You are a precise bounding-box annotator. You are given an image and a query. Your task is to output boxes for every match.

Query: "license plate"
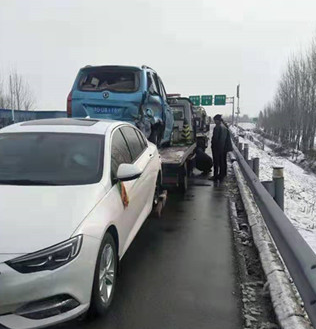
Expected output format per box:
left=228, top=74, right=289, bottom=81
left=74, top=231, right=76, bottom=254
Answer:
left=93, top=107, right=120, bottom=115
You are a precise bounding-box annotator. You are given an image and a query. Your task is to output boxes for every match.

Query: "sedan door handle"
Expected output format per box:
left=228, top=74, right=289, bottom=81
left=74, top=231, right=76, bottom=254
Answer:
left=149, top=153, right=153, bottom=158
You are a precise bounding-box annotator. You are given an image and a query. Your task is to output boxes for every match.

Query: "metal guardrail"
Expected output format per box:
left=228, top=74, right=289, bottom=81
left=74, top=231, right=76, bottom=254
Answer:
left=232, top=142, right=316, bottom=327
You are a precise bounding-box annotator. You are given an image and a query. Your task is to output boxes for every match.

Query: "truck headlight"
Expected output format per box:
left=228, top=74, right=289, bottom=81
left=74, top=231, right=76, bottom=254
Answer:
left=6, top=235, right=83, bottom=273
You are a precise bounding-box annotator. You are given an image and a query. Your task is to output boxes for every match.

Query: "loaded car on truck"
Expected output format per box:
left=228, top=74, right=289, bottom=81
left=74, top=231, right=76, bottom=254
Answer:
left=168, top=97, right=196, bottom=144
left=193, top=106, right=210, bottom=151
left=67, top=65, right=174, bottom=147
left=159, top=97, right=197, bottom=192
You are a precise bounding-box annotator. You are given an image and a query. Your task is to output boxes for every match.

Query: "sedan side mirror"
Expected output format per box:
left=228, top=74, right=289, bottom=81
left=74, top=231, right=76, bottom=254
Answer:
left=117, top=163, right=143, bottom=181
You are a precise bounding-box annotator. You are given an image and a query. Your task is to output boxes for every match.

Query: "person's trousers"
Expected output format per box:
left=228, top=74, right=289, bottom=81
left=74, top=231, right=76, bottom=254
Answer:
left=212, top=150, right=227, bottom=179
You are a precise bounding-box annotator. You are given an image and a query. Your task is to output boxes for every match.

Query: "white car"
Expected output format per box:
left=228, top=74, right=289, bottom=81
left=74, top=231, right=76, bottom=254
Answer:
left=0, top=118, right=162, bottom=329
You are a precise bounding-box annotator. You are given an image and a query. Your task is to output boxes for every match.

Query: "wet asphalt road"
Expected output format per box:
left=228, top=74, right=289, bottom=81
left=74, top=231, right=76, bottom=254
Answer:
left=53, top=175, right=242, bottom=329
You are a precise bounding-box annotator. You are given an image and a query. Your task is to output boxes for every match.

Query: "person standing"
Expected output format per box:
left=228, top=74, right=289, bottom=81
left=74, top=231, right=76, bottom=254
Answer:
left=209, top=114, right=232, bottom=181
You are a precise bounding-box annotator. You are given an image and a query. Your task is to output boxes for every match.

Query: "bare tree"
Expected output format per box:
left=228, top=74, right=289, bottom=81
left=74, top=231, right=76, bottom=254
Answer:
left=260, top=35, right=316, bottom=156
left=8, top=70, right=35, bottom=111
left=0, top=75, right=10, bottom=109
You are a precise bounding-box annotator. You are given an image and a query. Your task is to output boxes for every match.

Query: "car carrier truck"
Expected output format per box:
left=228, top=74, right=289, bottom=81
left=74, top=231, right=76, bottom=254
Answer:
left=160, top=97, right=197, bottom=192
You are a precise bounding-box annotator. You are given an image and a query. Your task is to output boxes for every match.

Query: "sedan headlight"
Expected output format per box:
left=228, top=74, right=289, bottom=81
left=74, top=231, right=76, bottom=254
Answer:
left=6, top=235, right=83, bottom=273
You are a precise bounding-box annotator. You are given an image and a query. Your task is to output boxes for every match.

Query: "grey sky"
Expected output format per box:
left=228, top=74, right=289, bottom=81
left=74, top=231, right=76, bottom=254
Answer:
left=0, top=0, right=316, bottom=117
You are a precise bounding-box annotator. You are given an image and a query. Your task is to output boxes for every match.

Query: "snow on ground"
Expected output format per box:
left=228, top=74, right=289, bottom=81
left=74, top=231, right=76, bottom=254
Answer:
left=238, top=122, right=256, bottom=130
left=236, top=130, right=316, bottom=253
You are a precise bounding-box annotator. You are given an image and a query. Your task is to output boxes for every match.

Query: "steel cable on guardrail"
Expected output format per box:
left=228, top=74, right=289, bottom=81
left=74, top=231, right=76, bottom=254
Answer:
left=232, top=141, right=316, bottom=327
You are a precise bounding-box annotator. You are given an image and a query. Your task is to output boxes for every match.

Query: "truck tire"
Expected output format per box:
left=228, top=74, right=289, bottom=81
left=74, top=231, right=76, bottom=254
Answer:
left=178, top=162, right=188, bottom=193
left=152, top=173, right=162, bottom=207
left=153, top=178, right=162, bottom=218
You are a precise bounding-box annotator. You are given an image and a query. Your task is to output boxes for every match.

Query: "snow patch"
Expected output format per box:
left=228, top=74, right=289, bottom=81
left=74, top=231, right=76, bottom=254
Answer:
left=239, top=133, right=316, bottom=254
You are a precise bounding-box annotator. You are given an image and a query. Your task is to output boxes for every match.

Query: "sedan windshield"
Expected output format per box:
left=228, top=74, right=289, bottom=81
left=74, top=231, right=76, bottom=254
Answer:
left=0, top=133, right=104, bottom=185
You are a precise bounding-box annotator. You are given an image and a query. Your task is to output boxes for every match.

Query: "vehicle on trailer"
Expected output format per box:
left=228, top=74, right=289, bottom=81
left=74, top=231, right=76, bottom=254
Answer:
left=193, top=106, right=210, bottom=151
left=0, top=118, right=162, bottom=329
left=168, top=97, right=196, bottom=144
left=193, top=106, right=207, bottom=132
left=67, top=65, right=174, bottom=147
left=205, top=115, right=211, bottom=132
left=159, top=97, right=197, bottom=192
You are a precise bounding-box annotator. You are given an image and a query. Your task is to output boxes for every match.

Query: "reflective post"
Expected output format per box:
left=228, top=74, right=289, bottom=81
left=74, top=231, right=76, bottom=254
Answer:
left=247, top=159, right=253, bottom=171
left=253, top=157, right=259, bottom=177
left=243, top=143, right=249, bottom=161
left=273, top=167, right=284, bottom=211
left=262, top=181, right=275, bottom=198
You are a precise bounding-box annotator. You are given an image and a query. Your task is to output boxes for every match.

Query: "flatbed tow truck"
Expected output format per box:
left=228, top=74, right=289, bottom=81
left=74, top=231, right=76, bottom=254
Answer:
left=159, top=142, right=196, bottom=192
left=152, top=142, right=196, bottom=217
left=159, top=96, right=197, bottom=193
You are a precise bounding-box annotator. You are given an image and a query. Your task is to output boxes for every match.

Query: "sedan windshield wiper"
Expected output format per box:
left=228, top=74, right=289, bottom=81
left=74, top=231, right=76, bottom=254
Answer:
left=0, top=179, right=60, bottom=186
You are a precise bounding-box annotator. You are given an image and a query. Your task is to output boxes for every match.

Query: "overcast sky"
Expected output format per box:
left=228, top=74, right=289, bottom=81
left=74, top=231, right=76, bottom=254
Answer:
left=1, top=0, right=316, bottom=117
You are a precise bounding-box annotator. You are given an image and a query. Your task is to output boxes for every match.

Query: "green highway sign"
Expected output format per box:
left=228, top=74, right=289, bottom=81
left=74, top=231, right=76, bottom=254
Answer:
left=214, top=95, right=226, bottom=106
left=189, top=95, right=201, bottom=106
left=201, top=95, right=213, bottom=106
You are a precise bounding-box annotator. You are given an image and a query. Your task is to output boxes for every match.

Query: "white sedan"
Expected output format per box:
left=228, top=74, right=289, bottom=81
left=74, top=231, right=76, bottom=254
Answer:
left=0, top=118, right=162, bottom=329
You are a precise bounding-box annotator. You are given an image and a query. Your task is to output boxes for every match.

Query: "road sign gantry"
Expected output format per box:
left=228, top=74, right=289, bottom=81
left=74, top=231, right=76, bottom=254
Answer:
left=189, top=94, right=227, bottom=106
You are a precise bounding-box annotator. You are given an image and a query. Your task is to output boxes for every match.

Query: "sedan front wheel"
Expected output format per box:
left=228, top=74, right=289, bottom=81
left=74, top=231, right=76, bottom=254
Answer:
left=89, top=232, right=118, bottom=316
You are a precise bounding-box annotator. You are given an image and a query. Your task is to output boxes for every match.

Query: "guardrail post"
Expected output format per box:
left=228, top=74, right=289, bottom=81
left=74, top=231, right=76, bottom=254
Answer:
left=232, top=142, right=316, bottom=326
left=238, top=142, right=243, bottom=153
left=261, top=181, right=275, bottom=197
left=247, top=159, right=253, bottom=171
left=243, top=143, right=249, bottom=161
left=253, top=157, right=259, bottom=177
left=273, top=167, right=284, bottom=211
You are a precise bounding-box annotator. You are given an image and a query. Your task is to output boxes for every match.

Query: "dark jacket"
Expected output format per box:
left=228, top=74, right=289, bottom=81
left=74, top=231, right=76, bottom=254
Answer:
left=211, top=123, right=233, bottom=154
left=211, top=123, right=228, bottom=152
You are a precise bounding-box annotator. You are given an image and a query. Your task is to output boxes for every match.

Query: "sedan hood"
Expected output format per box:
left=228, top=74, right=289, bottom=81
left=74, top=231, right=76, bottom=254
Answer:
left=0, top=183, right=106, bottom=255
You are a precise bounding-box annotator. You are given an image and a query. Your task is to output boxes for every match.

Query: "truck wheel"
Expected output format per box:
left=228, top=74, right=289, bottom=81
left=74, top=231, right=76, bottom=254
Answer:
left=178, top=162, right=188, bottom=193
left=89, top=232, right=118, bottom=317
left=153, top=174, right=162, bottom=206
left=152, top=173, right=164, bottom=217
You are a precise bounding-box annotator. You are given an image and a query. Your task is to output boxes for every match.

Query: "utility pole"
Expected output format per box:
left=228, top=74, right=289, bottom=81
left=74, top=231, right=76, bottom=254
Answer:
left=231, top=96, right=235, bottom=125
left=236, top=84, right=240, bottom=130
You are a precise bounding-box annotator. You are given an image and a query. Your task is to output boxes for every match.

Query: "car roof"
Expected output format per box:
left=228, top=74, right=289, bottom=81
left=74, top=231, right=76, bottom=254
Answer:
left=0, top=118, right=131, bottom=135
left=80, top=65, right=143, bottom=71
left=79, top=65, right=156, bottom=73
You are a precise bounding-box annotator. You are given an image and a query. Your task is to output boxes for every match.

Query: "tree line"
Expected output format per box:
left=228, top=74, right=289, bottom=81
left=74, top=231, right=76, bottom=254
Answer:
left=258, top=37, right=316, bottom=155
left=0, top=70, right=35, bottom=111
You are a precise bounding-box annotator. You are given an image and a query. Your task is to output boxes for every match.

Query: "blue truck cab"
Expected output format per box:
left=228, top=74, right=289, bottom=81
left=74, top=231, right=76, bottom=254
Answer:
left=67, top=65, right=174, bottom=146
